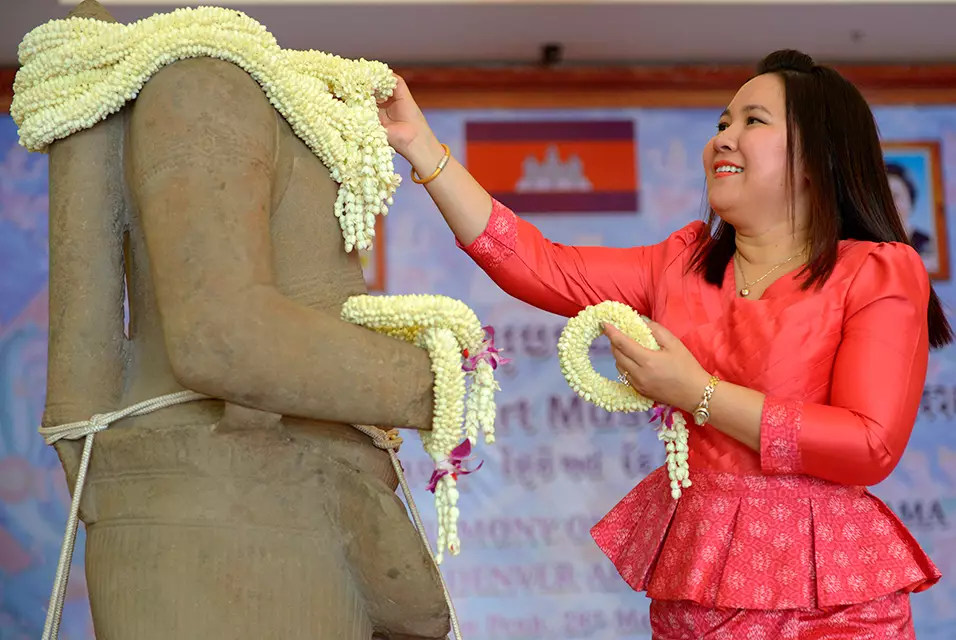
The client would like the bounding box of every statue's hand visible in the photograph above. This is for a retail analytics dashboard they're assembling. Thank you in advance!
[378,74,433,158]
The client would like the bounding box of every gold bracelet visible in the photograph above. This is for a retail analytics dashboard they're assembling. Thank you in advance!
[411,143,451,185]
[692,374,720,426]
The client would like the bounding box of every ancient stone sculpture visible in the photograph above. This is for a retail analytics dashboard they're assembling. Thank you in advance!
[16,1,469,638]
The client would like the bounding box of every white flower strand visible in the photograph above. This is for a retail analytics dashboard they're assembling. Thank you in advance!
[465,360,498,445]
[557,301,691,498]
[557,301,657,412]
[11,6,398,253]
[419,327,465,563]
[658,410,692,499]
[415,327,468,459]
[342,294,501,561]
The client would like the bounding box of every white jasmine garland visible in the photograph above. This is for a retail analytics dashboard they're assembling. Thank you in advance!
[11,6,398,253]
[342,294,502,562]
[557,301,691,498]
[558,301,657,413]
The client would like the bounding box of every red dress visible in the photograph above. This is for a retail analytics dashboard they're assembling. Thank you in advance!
[458,200,941,639]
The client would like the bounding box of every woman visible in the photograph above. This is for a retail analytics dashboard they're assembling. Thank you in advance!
[380,50,951,638]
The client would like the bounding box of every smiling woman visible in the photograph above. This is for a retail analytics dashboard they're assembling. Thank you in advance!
[376,48,952,638]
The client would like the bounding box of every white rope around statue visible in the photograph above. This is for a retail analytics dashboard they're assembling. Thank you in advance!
[37,390,208,640]
[37,391,464,640]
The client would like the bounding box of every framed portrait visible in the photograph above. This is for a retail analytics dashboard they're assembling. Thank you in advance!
[359,215,386,292]
[883,141,950,281]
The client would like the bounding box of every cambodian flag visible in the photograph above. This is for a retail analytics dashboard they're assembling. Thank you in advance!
[464,119,639,214]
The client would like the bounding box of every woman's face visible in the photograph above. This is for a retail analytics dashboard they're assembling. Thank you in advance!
[703,73,804,230]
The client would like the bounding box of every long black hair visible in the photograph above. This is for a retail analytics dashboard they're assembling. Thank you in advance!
[690,49,952,348]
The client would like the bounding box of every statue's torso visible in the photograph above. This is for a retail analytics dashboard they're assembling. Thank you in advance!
[44,43,448,640]
[90,94,393,491]
[121,107,371,436]
[270,116,370,313]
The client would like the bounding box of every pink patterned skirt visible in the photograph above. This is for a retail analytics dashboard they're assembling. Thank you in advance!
[650,590,913,639]
[591,467,939,610]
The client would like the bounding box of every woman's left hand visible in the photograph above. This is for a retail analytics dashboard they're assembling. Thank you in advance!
[603,321,711,413]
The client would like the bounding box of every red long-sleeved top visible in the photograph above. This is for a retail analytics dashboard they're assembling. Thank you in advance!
[458,200,939,608]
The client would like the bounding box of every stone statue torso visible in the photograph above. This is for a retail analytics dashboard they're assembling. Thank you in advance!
[47,53,449,639]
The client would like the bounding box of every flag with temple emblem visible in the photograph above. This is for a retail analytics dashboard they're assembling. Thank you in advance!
[464,120,639,214]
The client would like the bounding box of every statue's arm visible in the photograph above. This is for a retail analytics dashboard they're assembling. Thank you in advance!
[128,58,435,430]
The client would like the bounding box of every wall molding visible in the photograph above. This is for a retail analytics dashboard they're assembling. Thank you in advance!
[391,64,956,108]
[4,62,956,114]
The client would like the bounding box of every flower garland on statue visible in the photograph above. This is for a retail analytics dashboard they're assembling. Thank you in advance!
[557,301,691,499]
[342,295,508,563]
[11,6,397,253]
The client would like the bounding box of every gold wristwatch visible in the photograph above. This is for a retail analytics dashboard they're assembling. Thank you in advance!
[692,375,721,426]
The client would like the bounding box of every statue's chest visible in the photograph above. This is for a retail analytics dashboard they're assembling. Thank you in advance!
[269,132,368,310]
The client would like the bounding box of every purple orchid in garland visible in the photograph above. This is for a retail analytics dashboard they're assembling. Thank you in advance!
[426,438,484,493]
[461,326,511,372]
[648,403,677,428]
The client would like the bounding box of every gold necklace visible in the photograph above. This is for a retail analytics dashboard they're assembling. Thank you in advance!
[735,250,804,297]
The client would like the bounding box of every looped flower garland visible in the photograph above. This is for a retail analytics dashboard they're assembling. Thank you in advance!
[11,6,398,253]
[557,301,691,499]
[342,294,507,563]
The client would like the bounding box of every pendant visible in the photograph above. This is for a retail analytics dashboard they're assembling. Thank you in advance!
[739,288,750,297]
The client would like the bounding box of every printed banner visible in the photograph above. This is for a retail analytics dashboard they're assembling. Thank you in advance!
[2,101,955,640]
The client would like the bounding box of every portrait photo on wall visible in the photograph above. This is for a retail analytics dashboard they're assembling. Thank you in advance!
[882,140,950,281]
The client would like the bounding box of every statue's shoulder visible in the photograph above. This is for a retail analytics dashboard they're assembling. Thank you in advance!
[138,58,272,119]
[131,58,278,164]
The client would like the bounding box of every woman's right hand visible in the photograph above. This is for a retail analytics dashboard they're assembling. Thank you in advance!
[378,73,493,246]
[378,74,437,161]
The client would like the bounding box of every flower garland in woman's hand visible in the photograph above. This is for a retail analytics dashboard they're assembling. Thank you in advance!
[557,301,710,499]
[602,321,711,415]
